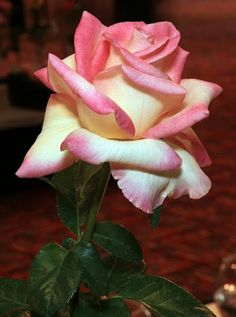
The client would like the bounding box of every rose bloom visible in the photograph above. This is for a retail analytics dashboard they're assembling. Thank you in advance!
[16,11,222,213]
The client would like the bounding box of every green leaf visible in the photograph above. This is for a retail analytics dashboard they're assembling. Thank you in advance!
[28,243,82,317]
[119,275,216,317]
[61,237,77,250]
[54,162,109,234]
[103,256,146,292]
[150,206,162,229]
[0,278,29,316]
[93,222,143,262]
[52,161,103,200]
[74,241,108,295]
[51,164,77,200]
[73,297,130,317]
[56,193,77,233]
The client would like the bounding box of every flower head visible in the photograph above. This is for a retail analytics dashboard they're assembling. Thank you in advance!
[16,11,222,213]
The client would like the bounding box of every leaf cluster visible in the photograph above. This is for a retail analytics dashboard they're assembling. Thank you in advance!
[0,163,216,317]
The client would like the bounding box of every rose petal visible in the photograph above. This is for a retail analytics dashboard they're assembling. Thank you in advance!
[34,54,76,91]
[105,21,146,48]
[152,47,189,83]
[48,54,77,100]
[76,98,132,140]
[104,21,179,69]
[173,128,211,167]
[16,94,80,178]
[62,128,182,171]
[48,53,135,136]
[136,21,180,62]
[74,11,107,82]
[104,21,148,69]
[91,39,110,78]
[117,46,169,79]
[34,66,51,89]
[111,145,211,213]
[94,66,183,138]
[144,79,223,139]
[122,65,186,95]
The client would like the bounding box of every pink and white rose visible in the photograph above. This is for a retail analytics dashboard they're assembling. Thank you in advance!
[16,11,222,213]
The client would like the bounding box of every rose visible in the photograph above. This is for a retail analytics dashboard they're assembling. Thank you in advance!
[16,11,222,213]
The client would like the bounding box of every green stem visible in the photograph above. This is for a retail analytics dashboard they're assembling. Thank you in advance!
[82,163,110,242]
[75,163,81,241]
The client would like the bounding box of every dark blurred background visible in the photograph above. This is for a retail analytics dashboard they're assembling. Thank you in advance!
[0,0,236,304]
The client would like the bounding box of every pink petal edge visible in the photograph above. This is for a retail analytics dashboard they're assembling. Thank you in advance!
[122,65,186,96]
[48,53,135,136]
[144,79,223,139]
[153,47,189,83]
[111,146,212,213]
[16,94,79,178]
[173,128,212,167]
[74,11,107,82]
[34,67,52,90]
[61,128,182,172]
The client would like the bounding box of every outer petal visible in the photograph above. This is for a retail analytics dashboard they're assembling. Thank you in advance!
[111,145,211,213]
[16,94,80,178]
[144,79,223,139]
[34,66,51,89]
[74,11,107,82]
[61,128,182,171]
[47,53,135,136]
[173,128,211,167]
[34,54,76,91]
[152,47,189,83]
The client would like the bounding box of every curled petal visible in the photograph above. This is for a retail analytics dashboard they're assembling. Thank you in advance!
[144,79,223,139]
[104,21,180,68]
[173,128,211,167]
[104,22,146,69]
[111,145,211,213]
[74,11,107,81]
[118,47,169,79]
[34,66,51,89]
[152,47,189,83]
[48,53,135,136]
[35,54,76,91]
[16,95,80,178]
[105,21,146,49]
[62,128,182,171]
[122,65,186,95]
[91,39,110,78]
[137,21,180,62]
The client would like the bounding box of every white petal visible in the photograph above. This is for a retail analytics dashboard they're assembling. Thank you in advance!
[111,144,211,213]
[16,94,80,178]
[62,128,182,172]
